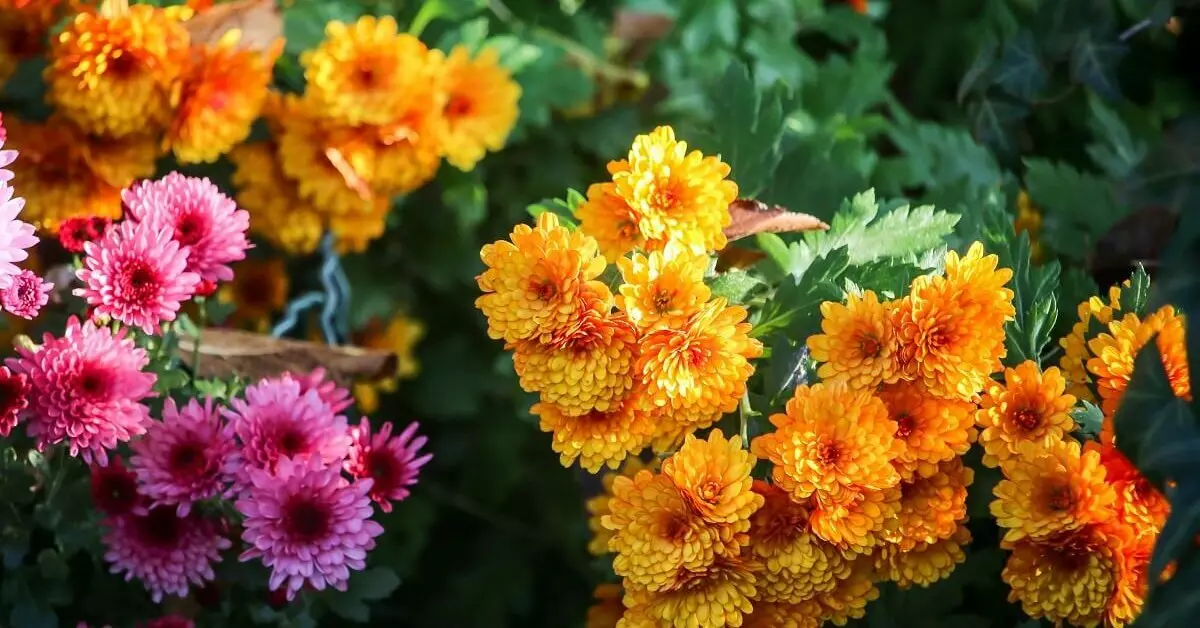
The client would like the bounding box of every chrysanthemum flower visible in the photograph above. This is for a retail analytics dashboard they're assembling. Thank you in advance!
[0,5,55,92]
[622,556,757,628]
[576,182,646,261]
[876,380,975,480]
[874,524,970,588]
[228,143,324,256]
[344,418,431,512]
[80,125,160,190]
[991,438,1117,543]
[329,196,391,253]
[513,308,639,417]
[1109,531,1152,627]
[0,181,37,288]
[130,398,239,516]
[223,377,351,479]
[534,397,654,472]
[138,616,194,628]
[351,314,424,413]
[46,5,188,138]
[813,560,879,625]
[748,481,850,602]
[477,212,611,344]
[663,430,762,524]
[168,33,281,164]
[809,486,902,557]
[743,601,823,628]
[1,268,50,319]
[587,583,626,628]
[616,244,712,331]
[1090,442,1170,539]
[274,97,380,217]
[123,173,251,283]
[1088,306,1191,422]
[603,470,747,592]
[637,299,762,443]
[894,243,1015,400]
[808,290,899,390]
[440,45,520,171]
[218,258,289,333]
[1002,526,1121,627]
[886,458,971,550]
[587,458,652,556]
[0,365,28,437]
[91,456,142,516]
[58,216,109,253]
[103,507,230,603]
[1060,283,1124,402]
[286,367,354,416]
[605,126,738,255]
[75,220,201,334]
[752,381,904,504]
[976,361,1077,468]
[8,316,155,465]
[236,455,384,599]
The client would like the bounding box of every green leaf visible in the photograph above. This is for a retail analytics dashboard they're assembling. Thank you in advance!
[969,97,1030,157]
[765,338,810,405]
[1069,37,1128,101]
[1085,94,1147,178]
[992,31,1048,101]
[692,63,789,197]
[283,4,363,56]
[760,133,873,223]
[1137,553,1200,628]
[752,248,849,340]
[484,35,543,74]
[411,0,487,36]
[353,567,402,601]
[1114,341,1200,491]
[441,168,488,232]
[850,258,925,298]
[526,194,580,229]
[1023,158,1127,257]
[325,594,371,623]
[1126,264,1152,316]
[885,121,1004,192]
[998,232,1060,367]
[707,271,767,305]
[1071,401,1104,441]
[956,36,998,103]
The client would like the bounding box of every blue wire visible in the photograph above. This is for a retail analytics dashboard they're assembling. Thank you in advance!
[269,232,352,345]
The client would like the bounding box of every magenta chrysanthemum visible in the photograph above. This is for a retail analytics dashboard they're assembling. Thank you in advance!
[92,456,143,516]
[236,455,384,599]
[7,317,156,465]
[75,220,201,334]
[2,268,51,320]
[0,183,38,290]
[103,507,231,603]
[130,398,240,516]
[0,113,13,183]
[0,366,29,438]
[139,617,194,628]
[280,368,353,416]
[123,173,252,283]
[345,419,431,512]
[223,378,351,480]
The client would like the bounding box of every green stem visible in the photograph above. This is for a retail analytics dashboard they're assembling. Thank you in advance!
[407,2,439,37]
[739,392,751,445]
[191,298,207,382]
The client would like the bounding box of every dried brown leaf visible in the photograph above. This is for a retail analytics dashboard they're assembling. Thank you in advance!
[716,246,767,272]
[324,147,373,201]
[183,0,283,52]
[179,328,397,387]
[723,199,829,243]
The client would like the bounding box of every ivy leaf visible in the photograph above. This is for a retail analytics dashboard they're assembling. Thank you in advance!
[707,271,767,305]
[1114,341,1200,492]
[765,338,810,405]
[992,31,1048,101]
[956,36,998,103]
[1071,401,1104,441]
[1085,94,1147,178]
[692,63,790,198]
[1023,158,1127,258]
[1138,548,1200,628]
[1069,37,1128,101]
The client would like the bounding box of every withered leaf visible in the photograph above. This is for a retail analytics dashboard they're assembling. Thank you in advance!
[723,199,829,243]
[184,0,283,52]
[178,328,397,388]
[716,246,767,272]
[325,147,374,201]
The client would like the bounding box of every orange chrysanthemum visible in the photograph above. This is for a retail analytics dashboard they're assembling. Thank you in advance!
[616,243,712,331]
[886,458,972,550]
[0,3,56,91]
[874,524,971,588]
[1088,306,1191,427]
[1108,531,1152,627]
[477,212,611,344]
[1090,442,1170,539]
[1003,527,1121,628]
[370,90,447,196]
[807,486,901,557]
[577,182,646,262]
[622,557,757,628]
[748,481,851,602]
[1060,283,1124,402]
[167,33,281,164]
[808,290,899,389]
[228,142,325,255]
[743,600,823,628]
[813,560,879,626]
[661,430,762,524]
[46,4,188,138]
[637,299,762,447]
[78,124,159,189]
[976,361,1077,468]
[534,397,654,473]
[328,195,392,254]
[273,96,381,216]
[894,242,1015,400]
[587,458,653,556]
[991,439,1117,543]
[603,471,747,592]
[440,45,520,171]
[218,258,289,333]
[587,583,626,628]
[876,380,975,480]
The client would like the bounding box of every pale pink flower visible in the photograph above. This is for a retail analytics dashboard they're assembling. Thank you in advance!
[236,455,383,599]
[123,173,251,283]
[130,398,240,515]
[0,183,38,289]
[6,317,155,465]
[103,507,230,603]
[0,112,13,183]
[345,419,431,512]
[1,268,51,319]
[223,377,351,480]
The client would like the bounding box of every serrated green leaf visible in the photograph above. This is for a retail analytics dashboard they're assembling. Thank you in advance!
[526,197,579,229]
[1071,401,1104,440]
[1126,264,1152,316]
[765,338,810,405]
[707,271,766,305]
[886,121,1005,191]
[752,248,849,340]
[850,258,924,298]
[992,31,1048,101]
[1085,94,1147,178]
[760,132,872,223]
[1023,158,1127,257]
[692,63,789,197]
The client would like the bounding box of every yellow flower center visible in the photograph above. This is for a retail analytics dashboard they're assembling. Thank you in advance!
[653,288,675,313]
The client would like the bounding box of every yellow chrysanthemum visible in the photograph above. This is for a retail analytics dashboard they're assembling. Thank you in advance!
[370,94,447,196]
[477,212,611,344]
[991,438,1117,544]
[513,308,638,416]
[46,4,188,138]
[0,3,55,91]
[603,471,748,592]
[534,397,654,473]
[329,195,391,254]
[1014,190,1046,264]
[808,290,899,390]
[875,524,970,588]
[1108,531,1152,627]
[1003,527,1120,628]
[814,560,879,626]
[597,126,738,256]
[1059,282,1125,402]
[228,142,325,255]
[752,381,904,504]
[748,481,851,602]
[976,361,1077,468]
[168,33,280,164]
[78,125,159,189]
[809,486,902,557]
[661,430,761,524]
[576,182,646,261]
[622,557,757,628]
[587,458,653,556]
[587,583,626,628]
[637,299,762,447]
[440,45,520,171]
[894,242,1016,400]
[742,600,823,628]
[1088,306,1191,424]
[616,244,712,331]
[350,314,425,414]
[218,258,289,333]
[876,380,975,480]
[886,458,971,550]
[300,16,439,127]
[274,97,381,216]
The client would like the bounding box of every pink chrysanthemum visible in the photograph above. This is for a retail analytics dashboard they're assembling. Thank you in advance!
[1,268,51,319]
[103,507,231,603]
[91,456,143,517]
[130,398,240,515]
[7,317,156,465]
[223,377,351,480]
[123,173,251,283]
[280,368,353,415]
[75,220,201,334]
[0,182,38,290]
[236,455,384,599]
[0,366,29,438]
[345,419,431,512]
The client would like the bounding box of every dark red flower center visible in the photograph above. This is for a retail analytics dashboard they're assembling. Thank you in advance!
[136,507,184,549]
[277,427,307,457]
[107,50,138,78]
[174,211,207,247]
[364,449,398,492]
[117,261,162,303]
[445,95,472,118]
[662,512,690,541]
[894,412,916,438]
[818,442,842,466]
[91,462,139,515]
[282,496,331,542]
[857,333,882,358]
[653,289,674,313]
[0,371,29,417]
[1012,407,1042,432]
[76,364,112,401]
[169,441,208,478]
[1043,481,1076,513]
[531,279,558,302]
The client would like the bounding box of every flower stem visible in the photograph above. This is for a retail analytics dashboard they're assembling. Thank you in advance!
[739,392,751,445]
[190,297,207,382]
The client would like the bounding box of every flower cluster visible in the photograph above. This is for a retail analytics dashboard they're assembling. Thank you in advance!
[230,14,521,255]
